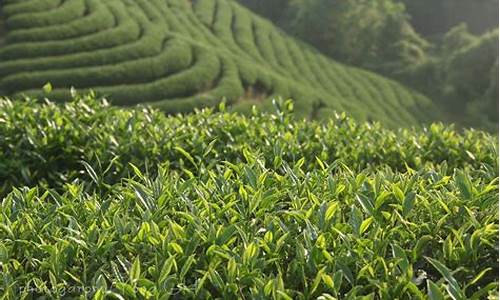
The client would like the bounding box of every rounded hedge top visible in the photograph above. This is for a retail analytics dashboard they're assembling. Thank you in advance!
[0,0,437,127]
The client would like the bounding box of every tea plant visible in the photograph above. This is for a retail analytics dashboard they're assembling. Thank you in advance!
[0,94,498,299]
[0,0,436,126]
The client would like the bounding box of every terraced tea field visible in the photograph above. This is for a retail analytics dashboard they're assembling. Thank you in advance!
[0,7,5,48]
[0,0,436,127]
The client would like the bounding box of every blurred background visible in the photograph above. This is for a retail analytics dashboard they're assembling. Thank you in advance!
[238,0,499,131]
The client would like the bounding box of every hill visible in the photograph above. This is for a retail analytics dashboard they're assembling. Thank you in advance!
[0,4,5,48]
[0,0,436,127]
[0,95,498,298]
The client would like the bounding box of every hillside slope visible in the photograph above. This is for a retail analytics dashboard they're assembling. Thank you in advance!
[0,0,436,126]
[0,6,5,48]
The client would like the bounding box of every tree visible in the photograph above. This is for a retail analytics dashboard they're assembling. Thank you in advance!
[236,0,498,130]
[401,0,498,36]
[443,29,499,128]
[283,0,428,73]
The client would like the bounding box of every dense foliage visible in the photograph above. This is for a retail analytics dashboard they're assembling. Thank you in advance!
[240,0,498,37]
[402,27,499,131]
[400,0,498,36]
[0,0,434,127]
[238,0,499,131]
[0,94,498,299]
[272,0,428,70]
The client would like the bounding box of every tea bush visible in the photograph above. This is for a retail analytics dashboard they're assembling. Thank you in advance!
[0,94,497,299]
[0,0,438,127]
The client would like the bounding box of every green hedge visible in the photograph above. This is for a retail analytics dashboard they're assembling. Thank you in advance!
[6,0,86,29]
[84,46,220,105]
[0,0,439,128]
[193,0,216,27]
[0,94,495,194]
[268,32,303,81]
[212,0,243,54]
[302,49,342,97]
[134,0,164,23]
[0,11,167,77]
[252,21,281,70]
[230,3,265,62]
[185,6,223,48]
[1,38,192,93]
[6,0,114,43]
[283,39,316,84]
[0,96,495,297]
[170,4,212,45]
[209,55,245,102]
[159,0,192,36]
[349,70,408,124]
[0,3,140,60]
[2,0,62,17]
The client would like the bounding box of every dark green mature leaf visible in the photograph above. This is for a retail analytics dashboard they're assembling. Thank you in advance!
[356,194,375,217]
[402,191,416,217]
[455,170,474,200]
[426,257,466,300]
[81,160,99,185]
[427,280,445,300]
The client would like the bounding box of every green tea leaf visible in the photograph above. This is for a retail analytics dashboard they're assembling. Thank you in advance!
[130,256,141,284]
[426,257,466,300]
[325,202,339,221]
[175,146,196,168]
[427,280,445,300]
[43,82,52,94]
[356,194,375,217]
[402,191,416,217]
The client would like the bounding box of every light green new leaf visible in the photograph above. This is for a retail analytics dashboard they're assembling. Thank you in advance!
[130,256,141,284]
[174,146,197,168]
[43,82,52,94]
[325,202,339,221]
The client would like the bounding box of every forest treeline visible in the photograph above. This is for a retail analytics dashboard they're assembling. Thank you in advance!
[238,0,499,131]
